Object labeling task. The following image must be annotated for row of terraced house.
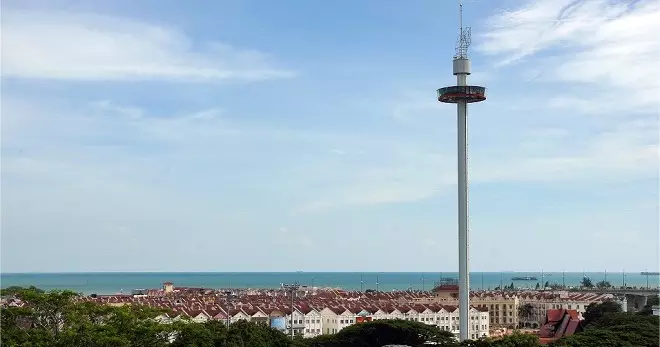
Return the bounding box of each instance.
[78,283,490,340]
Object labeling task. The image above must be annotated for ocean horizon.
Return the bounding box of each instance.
[2,271,658,295]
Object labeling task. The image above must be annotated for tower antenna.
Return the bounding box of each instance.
[459,0,463,33]
[455,0,471,59]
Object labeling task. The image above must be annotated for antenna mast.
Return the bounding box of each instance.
[455,0,471,59]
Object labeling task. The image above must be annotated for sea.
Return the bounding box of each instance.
[1,272,657,295]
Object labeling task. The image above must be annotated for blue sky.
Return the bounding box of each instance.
[1,0,658,273]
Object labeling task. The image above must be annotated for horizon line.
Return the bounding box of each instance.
[2,270,657,275]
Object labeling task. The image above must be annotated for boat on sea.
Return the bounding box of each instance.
[641,272,660,276]
[512,276,538,281]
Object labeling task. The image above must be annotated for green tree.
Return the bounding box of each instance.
[582,301,622,326]
[551,313,659,347]
[461,333,541,347]
[595,280,611,289]
[549,329,625,347]
[535,283,540,290]
[580,277,594,288]
[517,303,534,323]
[1,287,172,347]
[543,281,549,289]
[305,320,457,347]
[638,295,659,316]
[1,285,45,296]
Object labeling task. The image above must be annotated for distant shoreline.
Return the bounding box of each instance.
[2,271,657,296]
[3,270,657,274]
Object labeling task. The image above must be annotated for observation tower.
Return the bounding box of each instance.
[437,0,486,341]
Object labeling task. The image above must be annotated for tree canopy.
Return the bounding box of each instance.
[551,302,659,347]
[460,333,541,347]
[582,300,622,326]
[595,280,611,289]
[305,320,456,347]
[580,277,594,288]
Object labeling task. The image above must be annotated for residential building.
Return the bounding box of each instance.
[538,309,583,345]
[299,306,322,337]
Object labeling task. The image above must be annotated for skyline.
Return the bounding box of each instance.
[2,0,659,273]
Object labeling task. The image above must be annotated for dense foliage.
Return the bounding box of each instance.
[459,333,541,347]
[581,300,622,326]
[551,302,659,347]
[305,320,456,347]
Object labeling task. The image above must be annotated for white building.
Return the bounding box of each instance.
[284,307,306,336]
[320,307,354,334]
[367,304,489,339]
[300,307,323,337]
[228,309,250,324]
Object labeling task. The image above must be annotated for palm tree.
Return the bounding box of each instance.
[517,303,534,323]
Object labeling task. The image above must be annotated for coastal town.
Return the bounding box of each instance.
[36,281,632,343]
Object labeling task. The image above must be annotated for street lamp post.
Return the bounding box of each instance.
[282,283,301,339]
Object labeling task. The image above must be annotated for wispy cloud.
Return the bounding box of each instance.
[1,10,295,82]
[479,0,660,109]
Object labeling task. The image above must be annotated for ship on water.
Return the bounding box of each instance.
[512,276,538,281]
[640,271,660,276]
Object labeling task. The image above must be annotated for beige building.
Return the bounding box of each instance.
[412,286,519,328]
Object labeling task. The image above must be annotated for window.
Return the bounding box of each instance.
[568,305,572,309]
[340,319,344,324]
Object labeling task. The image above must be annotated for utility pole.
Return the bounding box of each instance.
[360,273,364,292]
[376,275,380,292]
[282,283,301,339]
[622,270,626,288]
[223,290,234,327]
[422,273,425,291]
[541,269,544,290]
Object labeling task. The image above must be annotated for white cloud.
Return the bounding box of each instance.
[1,10,295,82]
[295,116,658,212]
[3,91,656,218]
[274,227,315,248]
[479,0,660,109]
